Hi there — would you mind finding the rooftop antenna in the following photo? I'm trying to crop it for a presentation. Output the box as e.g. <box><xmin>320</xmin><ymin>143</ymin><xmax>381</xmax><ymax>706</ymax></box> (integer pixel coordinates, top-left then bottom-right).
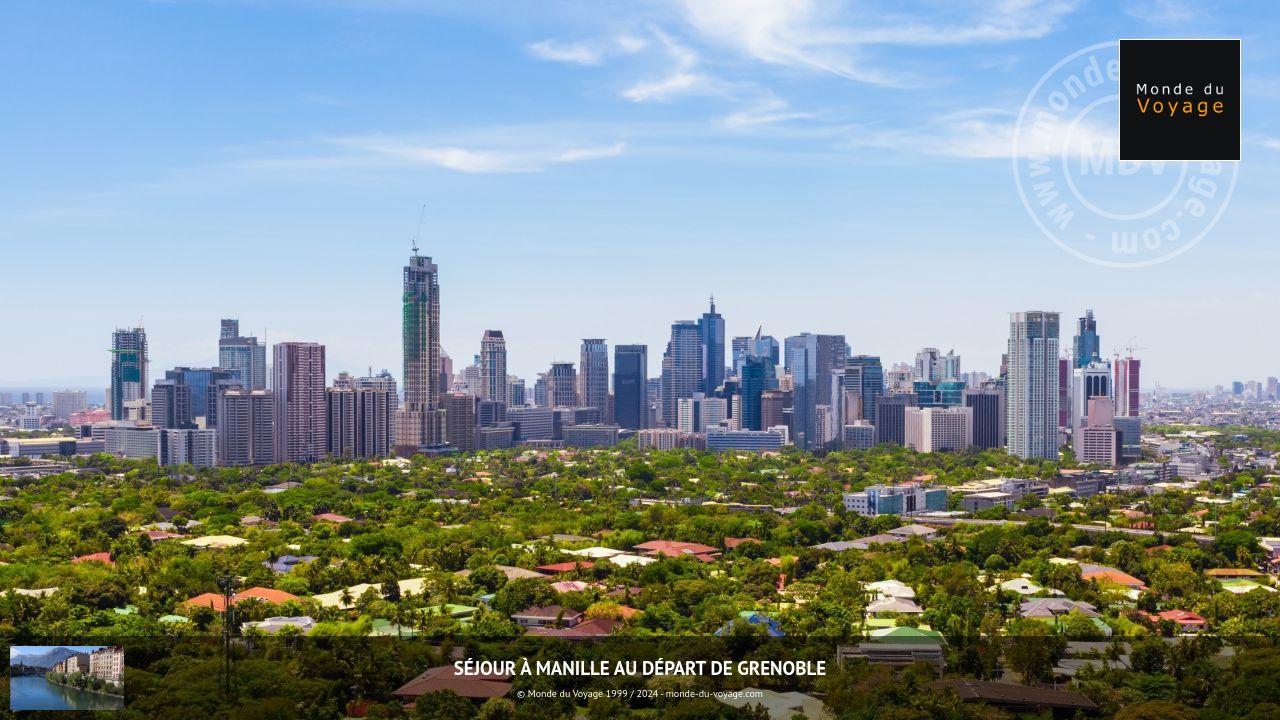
<box><xmin>412</xmin><ymin>204</ymin><xmax>425</xmax><ymax>256</ymax></box>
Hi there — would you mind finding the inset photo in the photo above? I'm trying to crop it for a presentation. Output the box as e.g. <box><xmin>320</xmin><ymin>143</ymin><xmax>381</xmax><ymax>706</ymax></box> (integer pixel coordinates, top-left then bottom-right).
<box><xmin>9</xmin><ymin>645</ymin><xmax>124</xmax><ymax>711</ymax></box>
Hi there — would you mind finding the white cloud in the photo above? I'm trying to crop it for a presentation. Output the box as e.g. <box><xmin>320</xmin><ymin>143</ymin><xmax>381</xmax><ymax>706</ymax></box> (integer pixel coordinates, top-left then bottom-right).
<box><xmin>843</xmin><ymin>107</ymin><xmax>1115</xmax><ymax>159</ymax></box>
<box><xmin>674</xmin><ymin>0</ymin><xmax>1078</xmax><ymax>86</ymax></box>
<box><xmin>620</xmin><ymin>27</ymin><xmax>712</xmax><ymax>102</ymax></box>
<box><xmin>719</xmin><ymin>96</ymin><xmax>814</xmax><ymax>129</ymax></box>
<box><xmin>332</xmin><ymin>136</ymin><xmax>626</xmax><ymax>173</ymax></box>
<box><xmin>527</xmin><ymin>34</ymin><xmax>649</xmax><ymax>66</ymax></box>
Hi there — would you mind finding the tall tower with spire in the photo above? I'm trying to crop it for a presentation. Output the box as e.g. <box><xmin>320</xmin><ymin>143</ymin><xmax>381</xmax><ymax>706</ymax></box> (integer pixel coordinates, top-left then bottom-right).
<box><xmin>394</xmin><ymin>243</ymin><xmax>444</xmax><ymax>454</ymax></box>
<box><xmin>698</xmin><ymin>295</ymin><xmax>725</xmax><ymax>395</ymax></box>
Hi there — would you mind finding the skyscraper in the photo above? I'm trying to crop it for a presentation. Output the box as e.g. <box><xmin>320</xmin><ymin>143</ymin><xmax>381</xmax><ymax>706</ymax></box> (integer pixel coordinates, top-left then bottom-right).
<box><xmin>273</xmin><ymin>342</ymin><xmax>327</xmax><ymax>463</ymax></box>
<box><xmin>218</xmin><ymin>319</ymin><xmax>267</xmax><ymax>391</ymax></box>
<box><xmin>579</xmin><ymin>339</ymin><xmax>609</xmax><ymax>413</ymax></box>
<box><xmin>874</xmin><ymin>394</ymin><xmax>916</xmax><ymax>446</ymax></box>
<box><xmin>784</xmin><ymin>333</ymin><xmax>846</xmax><ymax>450</ymax></box>
<box><xmin>443</xmin><ymin>391</ymin><xmax>477</xmax><ymax>452</ymax></box>
<box><xmin>110</xmin><ymin>327</ymin><xmax>148</xmax><ymax>421</ymax></box>
<box><xmin>395</xmin><ymin>250</ymin><xmax>444</xmax><ymax>454</ymax></box>
<box><xmin>613</xmin><ymin>344</ymin><xmax>648</xmax><ymax>430</ymax></box>
<box><xmin>547</xmin><ymin>361</ymin><xmax>578</xmax><ymax>408</ymax></box>
<box><xmin>1007</xmin><ymin>311</ymin><xmax>1060</xmax><ymax>460</ymax></box>
<box><xmin>963</xmin><ymin>386</ymin><xmax>1005</xmax><ymax>450</ymax></box>
<box><xmin>698</xmin><ymin>297</ymin><xmax>725</xmax><ymax>395</ymax></box>
<box><xmin>51</xmin><ymin>390</ymin><xmax>87</xmax><ymax>422</ymax></box>
<box><xmin>914</xmin><ymin>348</ymin><xmax>941</xmax><ymax>383</ymax></box>
<box><xmin>739</xmin><ymin>355</ymin><xmax>772</xmax><ymax>431</ymax></box>
<box><xmin>1070</xmin><ymin>361</ymin><xmax>1111</xmax><ymax>436</ymax></box>
<box><xmin>847</xmin><ymin>355</ymin><xmax>884</xmax><ymax>426</ymax></box>
<box><xmin>661</xmin><ymin>321</ymin><xmax>702</xmax><ymax>428</ymax></box>
<box><xmin>1073</xmin><ymin>309</ymin><xmax>1101</xmax><ymax>368</ymax></box>
<box><xmin>165</xmin><ymin>367</ymin><xmax>238</xmax><ymax>421</ymax></box>
<box><xmin>151</xmin><ymin>380</ymin><xmax>194</xmax><ymax>430</ymax></box>
<box><xmin>479</xmin><ymin>330</ymin><xmax>508</xmax><ymax>408</ymax></box>
<box><xmin>1114</xmin><ymin>357</ymin><xmax>1141</xmax><ymax>417</ymax></box>
<box><xmin>216</xmin><ymin>387</ymin><xmax>274</xmax><ymax>466</ymax></box>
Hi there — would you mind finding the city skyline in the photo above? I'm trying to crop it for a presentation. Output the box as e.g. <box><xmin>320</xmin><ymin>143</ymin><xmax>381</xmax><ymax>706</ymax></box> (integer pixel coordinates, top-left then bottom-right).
<box><xmin>4</xmin><ymin>2</ymin><xmax>1280</xmax><ymax>389</ymax></box>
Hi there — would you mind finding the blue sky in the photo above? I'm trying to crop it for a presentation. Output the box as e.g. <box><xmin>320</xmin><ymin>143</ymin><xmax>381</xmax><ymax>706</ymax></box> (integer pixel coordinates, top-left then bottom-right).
<box><xmin>2</xmin><ymin>0</ymin><xmax>1278</xmax><ymax>391</ymax></box>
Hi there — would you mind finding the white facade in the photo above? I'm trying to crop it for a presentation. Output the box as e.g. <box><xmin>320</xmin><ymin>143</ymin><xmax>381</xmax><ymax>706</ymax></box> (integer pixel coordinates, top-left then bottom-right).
<box><xmin>904</xmin><ymin>407</ymin><xmax>973</xmax><ymax>453</ymax></box>
<box><xmin>1007</xmin><ymin>311</ymin><xmax>1060</xmax><ymax>459</ymax></box>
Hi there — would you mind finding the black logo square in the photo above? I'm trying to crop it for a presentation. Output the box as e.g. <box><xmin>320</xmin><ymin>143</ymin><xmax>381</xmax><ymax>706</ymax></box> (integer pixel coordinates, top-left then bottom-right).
<box><xmin>1120</xmin><ymin>39</ymin><xmax>1240</xmax><ymax>161</ymax></box>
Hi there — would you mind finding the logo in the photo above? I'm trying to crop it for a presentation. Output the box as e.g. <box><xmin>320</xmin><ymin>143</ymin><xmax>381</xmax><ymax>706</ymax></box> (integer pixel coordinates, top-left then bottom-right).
<box><xmin>1013</xmin><ymin>41</ymin><xmax>1237</xmax><ymax>268</ymax></box>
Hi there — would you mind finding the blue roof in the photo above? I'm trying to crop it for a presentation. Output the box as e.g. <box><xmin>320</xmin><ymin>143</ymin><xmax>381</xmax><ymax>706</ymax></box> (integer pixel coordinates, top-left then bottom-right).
<box><xmin>714</xmin><ymin>612</ymin><xmax>784</xmax><ymax>638</ymax></box>
<box><xmin>264</xmin><ymin>555</ymin><xmax>317</xmax><ymax>573</ymax></box>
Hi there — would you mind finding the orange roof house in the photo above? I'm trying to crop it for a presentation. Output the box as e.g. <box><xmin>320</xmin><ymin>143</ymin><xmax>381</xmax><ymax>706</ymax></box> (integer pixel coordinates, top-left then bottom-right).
<box><xmin>633</xmin><ymin>540</ymin><xmax>719</xmax><ymax>558</ymax></box>
<box><xmin>181</xmin><ymin>586</ymin><xmax>300</xmax><ymax>612</ymax></box>
<box><xmin>536</xmin><ymin>562</ymin><xmax>594</xmax><ymax>574</ymax></box>
<box><xmin>72</xmin><ymin>552</ymin><xmax>114</xmax><ymax>566</ymax></box>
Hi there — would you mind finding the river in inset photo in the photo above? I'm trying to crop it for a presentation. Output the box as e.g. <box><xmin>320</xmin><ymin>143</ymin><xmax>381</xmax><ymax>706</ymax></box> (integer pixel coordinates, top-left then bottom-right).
<box><xmin>10</xmin><ymin>674</ymin><xmax>125</xmax><ymax>711</ymax></box>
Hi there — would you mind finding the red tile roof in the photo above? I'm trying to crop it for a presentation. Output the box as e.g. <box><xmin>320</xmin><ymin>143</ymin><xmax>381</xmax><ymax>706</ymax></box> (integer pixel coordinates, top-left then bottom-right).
<box><xmin>394</xmin><ymin>665</ymin><xmax>512</xmax><ymax>700</ymax></box>
<box><xmin>633</xmin><ymin>540</ymin><xmax>719</xmax><ymax>557</ymax></box>
<box><xmin>313</xmin><ymin>513</ymin><xmax>352</xmax><ymax>523</ymax></box>
<box><xmin>724</xmin><ymin>537</ymin><xmax>760</xmax><ymax>550</ymax></box>
<box><xmin>1082</xmin><ymin>569</ymin><xmax>1147</xmax><ymax>589</ymax></box>
<box><xmin>234</xmin><ymin>587</ymin><xmax>300</xmax><ymax>604</ymax></box>
<box><xmin>183</xmin><ymin>592</ymin><xmax>228</xmax><ymax>612</ymax></box>
<box><xmin>72</xmin><ymin>552</ymin><xmax>114</xmax><ymax>566</ymax></box>
<box><xmin>535</xmin><ymin>561</ymin><xmax>594</xmax><ymax>574</ymax></box>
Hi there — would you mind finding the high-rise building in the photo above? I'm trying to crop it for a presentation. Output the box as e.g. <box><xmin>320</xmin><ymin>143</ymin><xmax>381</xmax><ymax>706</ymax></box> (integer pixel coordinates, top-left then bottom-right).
<box><xmin>1114</xmin><ymin>357</ymin><xmax>1141</xmax><ymax>417</ymax></box>
<box><xmin>443</xmin><ymin>391</ymin><xmax>477</xmax><ymax>452</ymax></box>
<box><xmin>165</xmin><ymin>367</ymin><xmax>238</xmax><ymax>421</ymax></box>
<box><xmin>508</xmin><ymin>376</ymin><xmax>526</xmax><ymax>407</ymax></box>
<box><xmin>158</xmin><ymin>428</ymin><xmax>216</xmax><ymax>467</ymax></box>
<box><xmin>731</xmin><ymin>336</ymin><xmax>751</xmax><ymax>378</ymax></box>
<box><xmin>110</xmin><ymin>328</ymin><xmax>148</xmax><ymax>421</ymax></box>
<box><xmin>1057</xmin><ymin>357</ymin><xmax>1071</xmax><ymax>428</ymax></box>
<box><xmin>698</xmin><ymin>297</ymin><xmax>725</xmax><ymax>395</ymax></box>
<box><xmin>613</xmin><ymin>344</ymin><xmax>648</xmax><ymax>430</ymax></box>
<box><xmin>914</xmin><ymin>348</ymin><xmax>941</xmax><ymax>383</ymax></box>
<box><xmin>940</xmin><ymin>350</ymin><xmax>961</xmax><ymax>381</ymax></box>
<box><xmin>579</xmin><ymin>339</ymin><xmax>609</xmax><ymax>413</ymax></box>
<box><xmin>273</xmin><ymin>342</ymin><xmax>326</xmax><ymax>463</ymax></box>
<box><xmin>738</xmin><ymin>355</ymin><xmax>771</xmax><ymax>430</ymax></box>
<box><xmin>963</xmin><ymin>386</ymin><xmax>1005</xmax><ymax>450</ymax></box>
<box><xmin>1074</xmin><ymin>396</ymin><xmax>1118</xmax><ymax>466</ymax></box>
<box><xmin>216</xmin><ymin>388</ymin><xmax>274</xmax><ymax>466</ymax></box>
<box><xmin>784</xmin><ymin>333</ymin><xmax>846</xmax><ymax>450</ymax></box>
<box><xmin>218</xmin><ymin>320</ymin><xmax>267</xmax><ymax>391</ymax></box>
<box><xmin>875</xmin><ymin>394</ymin><xmax>917</xmax><ymax>446</ymax></box>
<box><xmin>661</xmin><ymin>321</ymin><xmax>702</xmax><ymax>428</ymax></box>
<box><xmin>395</xmin><ymin>250</ymin><xmax>444</xmax><ymax>454</ymax></box>
<box><xmin>759</xmin><ymin>390</ymin><xmax>789</xmax><ymax>432</ymax></box>
<box><xmin>326</xmin><ymin>383</ymin><xmax>356</xmax><ymax>458</ymax></box>
<box><xmin>847</xmin><ymin>356</ymin><xmax>883</xmax><ymax>426</ymax></box>
<box><xmin>1070</xmin><ymin>361</ymin><xmax>1112</xmax><ymax>436</ymax></box>
<box><xmin>905</xmin><ymin>406</ymin><xmax>973</xmax><ymax>452</ymax></box>
<box><xmin>479</xmin><ymin>331</ymin><xmax>508</xmax><ymax>407</ymax></box>
<box><xmin>151</xmin><ymin>380</ymin><xmax>194</xmax><ymax>430</ymax></box>
<box><xmin>547</xmin><ymin>361</ymin><xmax>578</xmax><ymax>408</ymax></box>
<box><xmin>51</xmin><ymin>390</ymin><xmax>87</xmax><ymax>422</ymax></box>
<box><xmin>1007</xmin><ymin>311</ymin><xmax>1060</xmax><ymax>460</ymax></box>
<box><xmin>1072</xmin><ymin>309</ymin><xmax>1101</xmax><ymax>368</ymax></box>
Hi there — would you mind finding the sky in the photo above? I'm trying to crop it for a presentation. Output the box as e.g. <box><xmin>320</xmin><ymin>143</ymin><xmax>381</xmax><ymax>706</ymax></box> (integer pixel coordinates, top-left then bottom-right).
<box><xmin>2</xmin><ymin>0</ymin><xmax>1279</xmax><ymax>392</ymax></box>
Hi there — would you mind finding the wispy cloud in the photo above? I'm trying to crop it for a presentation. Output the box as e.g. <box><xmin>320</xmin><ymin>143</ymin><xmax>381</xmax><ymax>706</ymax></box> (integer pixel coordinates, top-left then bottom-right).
<box><xmin>527</xmin><ymin>35</ymin><xmax>648</xmax><ymax>65</ymax></box>
<box><xmin>842</xmin><ymin>107</ymin><xmax>1115</xmax><ymax>159</ymax></box>
<box><xmin>331</xmin><ymin>136</ymin><xmax>626</xmax><ymax>173</ymax></box>
<box><xmin>621</xmin><ymin>27</ymin><xmax>712</xmax><ymax>102</ymax></box>
<box><xmin>1123</xmin><ymin>0</ymin><xmax>1202</xmax><ymax>24</ymax></box>
<box><xmin>719</xmin><ymin>95</ymin><xmax>814</xmax><ymax>129</ymax></box>
<box><xmin>675</xmin><ymin>0</ymin><xmax>1078</xmax><ymax>87</ymax></box>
